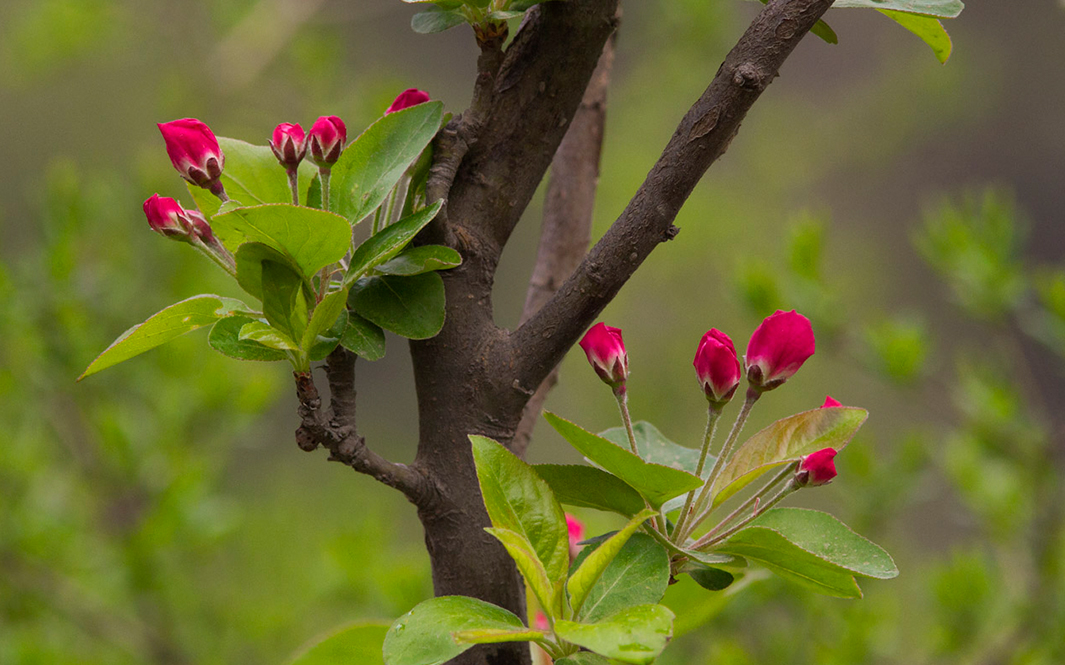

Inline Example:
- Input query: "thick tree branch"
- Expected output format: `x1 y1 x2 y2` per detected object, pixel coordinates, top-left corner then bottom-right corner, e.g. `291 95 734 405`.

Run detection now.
508 0 835 391
294 348 436 508
511 35 617 457
440 0 619 264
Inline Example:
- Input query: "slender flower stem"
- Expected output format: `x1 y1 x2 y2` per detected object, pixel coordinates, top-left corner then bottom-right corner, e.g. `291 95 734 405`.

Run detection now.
678 387 761 541
319 169 331 212
692 462 795 545
383 181 401 227
372 207 383 235
615 388 667 533
192 239 236 278
287 169 300 206
671 405 722 543
692 478 799 551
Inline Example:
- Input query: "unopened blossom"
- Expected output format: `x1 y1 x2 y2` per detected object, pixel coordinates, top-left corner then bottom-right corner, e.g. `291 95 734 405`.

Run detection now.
157 118 226 198
796 448 838 487
270 122 306 170
821 395 842 408
307 115 347 169
566 514 585 561
746 310 815 390
143 194 213 242
386 88 431 114
693 329 741 405
578 323 628 390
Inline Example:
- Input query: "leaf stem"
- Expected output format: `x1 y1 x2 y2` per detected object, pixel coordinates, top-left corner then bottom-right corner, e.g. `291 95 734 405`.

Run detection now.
692 477 798 551
678 387 761 541
671 404 722 543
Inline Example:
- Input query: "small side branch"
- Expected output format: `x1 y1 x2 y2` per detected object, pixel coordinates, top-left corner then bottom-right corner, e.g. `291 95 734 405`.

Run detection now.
294 348 435 508
511 35 617 457
509 0 835 391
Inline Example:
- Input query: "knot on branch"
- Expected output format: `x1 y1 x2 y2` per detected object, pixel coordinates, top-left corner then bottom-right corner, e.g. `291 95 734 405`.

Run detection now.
732 63 769 91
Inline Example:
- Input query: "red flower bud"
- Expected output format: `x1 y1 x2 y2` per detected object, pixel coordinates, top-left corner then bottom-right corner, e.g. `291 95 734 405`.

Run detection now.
566 513 585 561
797 448 837 487
745 310 816 390
143 194 195 240
386 88 431 115
693 329 741 405
308 115 347 169
533 611 550 632
578 323 628 389
821 395 842 408
270 122 306 170
158 119 225 195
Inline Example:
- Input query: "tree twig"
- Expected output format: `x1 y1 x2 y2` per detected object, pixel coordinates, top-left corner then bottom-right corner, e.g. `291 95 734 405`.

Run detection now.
508 0 836 392
511 34 617 457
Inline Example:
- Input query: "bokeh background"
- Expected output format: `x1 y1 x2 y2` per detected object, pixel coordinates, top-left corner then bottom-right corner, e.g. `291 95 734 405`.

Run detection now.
3 0 1065 663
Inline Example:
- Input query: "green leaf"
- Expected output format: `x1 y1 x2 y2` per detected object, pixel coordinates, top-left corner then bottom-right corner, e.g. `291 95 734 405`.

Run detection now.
711 407 868 509
261 259 310 341
534 465 646 516
340 312 387 360
211 204 351 280
573 533 670 624
651 533 741 569
544 413 703 509
208 315 287 362
79 295 254 380
470 436 570 584
308 310 349 362
568 509 657 618
451 628 544 645
488 10 524 19
485 527 563 618
745 508 898 579
349 273 446 340
186 137 318 217
555 655 613 665
688 567 735 591
383 596 526 665
329 102 443 223
238 320 299 351
411 8 467 33
600 421 708 476
287 622 389 665
302 288 350 350
235 241 307 300
376 245 462 276
879 9 952 63
554 605 674 665
346 200 444 283
712 525 863 598
833 0 963 18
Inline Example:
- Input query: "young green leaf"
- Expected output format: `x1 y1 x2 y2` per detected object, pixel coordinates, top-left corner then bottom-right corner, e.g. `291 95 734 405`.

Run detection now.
687 566 735 592
375 245 463 277
235 242 307 300
411 8 467 34
879 9 952 63
302 288 350 350
470 436 570 584
79 295 254 380
383 596 527 665
451 627 545 645
329 102 443 224
208 315 287 362
553 604 674 665
534 465 646 516
568 509 657 618
238 320 299 351
339 312 387 360
307 310 349 362
261 259 310 341
485 527 563 618
711 406 868 509
212 204 351 280
599 421 709 476
833 0 963 18
572 533 670 624
349 273 445 340
287 622 389 665
543 413 703 509
746 508 898 579
554 655 613 665
346 200 444 283
186 137 317 217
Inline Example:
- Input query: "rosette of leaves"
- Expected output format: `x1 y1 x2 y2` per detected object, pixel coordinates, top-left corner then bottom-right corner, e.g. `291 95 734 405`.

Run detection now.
80 102 460 380
403 0 565 37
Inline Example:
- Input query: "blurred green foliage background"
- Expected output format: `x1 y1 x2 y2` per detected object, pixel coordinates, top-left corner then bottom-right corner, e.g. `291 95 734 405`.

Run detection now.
2 1 1065 663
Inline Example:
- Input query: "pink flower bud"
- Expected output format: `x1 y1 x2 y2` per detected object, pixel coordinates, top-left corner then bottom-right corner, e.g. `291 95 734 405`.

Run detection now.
308 115 347 169
693 329 741 405
578 323 628 389
157 119 225 195
796 448 837 487
270 122 306 170
745 310 816 390
143 194 195 240
821 395 842 408
533 611 550 631
386 88 431 115
566 513 585 560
